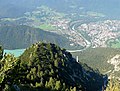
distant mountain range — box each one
[0,0,40,18]
[0,0,120,19]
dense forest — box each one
[0,42,106,91]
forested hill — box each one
[0,25,71,49]
[0,42,106,91]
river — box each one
[67,20,91,52]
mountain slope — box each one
[0,25,72,49]
[0,0,120,19]
[72,48,120,79]
[0,0,39,18]
[0,42,106,91]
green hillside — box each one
[0,25,75,50]
[0,42,106,91]
[72,48,120,78]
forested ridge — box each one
[0,42,106,91]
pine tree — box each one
[54,60,58,67]
[73,87,77,91]
[55,80,61,90]
[35,82,41,87]
[48,77,55,90]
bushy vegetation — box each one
[0,42,105,91]
[105,79,120,91]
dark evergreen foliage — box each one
[0,42,106,91]
[0,45,3,59]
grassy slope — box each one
[72,48,120,74]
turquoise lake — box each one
[4,49,25,57]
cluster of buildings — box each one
[79,20,120,48]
